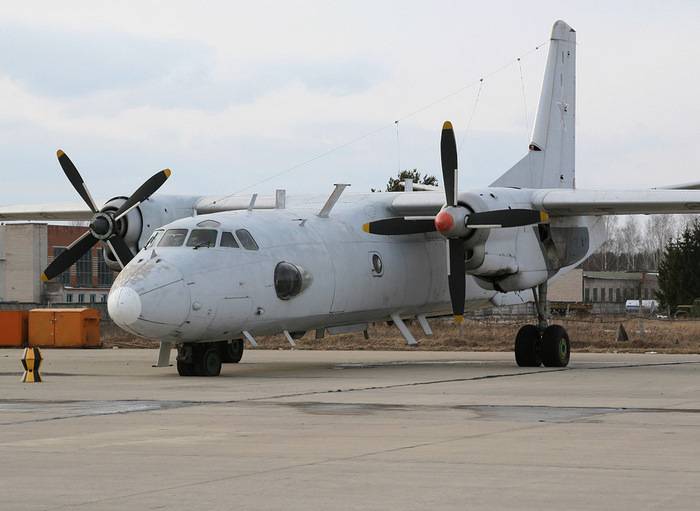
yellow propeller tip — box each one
[40,272,49,282]
[362,223,370,233]
[442,121,453,130]
[56,149,65,158]
[164,168,172,178]
[454,314,464,324]
[539,211,550,223]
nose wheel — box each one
[176,340,244,376]
[176,343,223,376]
[514,282,571,368]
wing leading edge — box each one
[532,189,700,216]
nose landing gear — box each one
[514,281,571,368]
[176,340,245,376]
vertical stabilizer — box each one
[491,20,576,189]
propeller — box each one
[362,121,551,323]
[41,150,171,282]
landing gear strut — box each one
[514,281,571,368]
[176,340,245,376]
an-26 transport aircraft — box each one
[2,21,698,376]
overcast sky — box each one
[1,1,698,205]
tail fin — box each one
[491,20,576,189]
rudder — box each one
[491,20,576,189]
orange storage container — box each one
[28,308,101,348]
[0,311,29,347]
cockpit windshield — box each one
[186,229,218,248]
[158,229,188,247]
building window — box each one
[53,247,71,286]
[616,288,621,302]
[600,288,605,302]
[66,294,73,303]
[584,288,590,303]
[99,294,107,303]
[608,288,614,302]
[78,294,85,303]
[76,250,92,287]
[97,249,114,287]
[90,294,96,303]
[592,288,598,302]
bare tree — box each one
[600,215,619,270]
[644,215,677,269]
[619,216,642,269]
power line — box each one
[207,41,549,204]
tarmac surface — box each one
[0,349,699,510]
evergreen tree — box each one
[657,220,700,309]
[384,169,438,192]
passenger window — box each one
[159,229,188,247]
[144,229,164,249]
[220,232,239,248]
[186,229,218,248]
[236,229,259,250]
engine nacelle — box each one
[101,194,201,271]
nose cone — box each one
[108,255,191,339]
[108,286,141,326]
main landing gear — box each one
[514,281,571,368]
[176,339,245,376]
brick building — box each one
[0,223,115,304]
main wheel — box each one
[221,340,244,363]
[195,347,222,376]
[514,324,541,367]
[540,325,570,367]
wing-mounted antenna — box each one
[317,184,350,218]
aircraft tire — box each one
[177,360,196,376]
[195,346,222,376]
[514,324,541,367]
[540,325,570,367]
[221,340,244,363]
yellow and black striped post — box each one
[21,347,43,383]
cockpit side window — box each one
[144,229,164,249]
[186,229,218,248]
[158,229,188,247]
[220,231,239,248]
[235,229,259,251]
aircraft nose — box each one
[108,256,191,339]
[107,286,142,326]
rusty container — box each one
[28,308,101,348]
[0,311,29,347]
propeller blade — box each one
[440,121,458,207]
[114,169,172,220]
[56,150,99,213]
[41,231,99,281]
[447,239,466,322]
[467,209,549,229]
[362,217,436,235]
[106,237,134,269]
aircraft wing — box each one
[0,202,97,221]
[532,189,700,216]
